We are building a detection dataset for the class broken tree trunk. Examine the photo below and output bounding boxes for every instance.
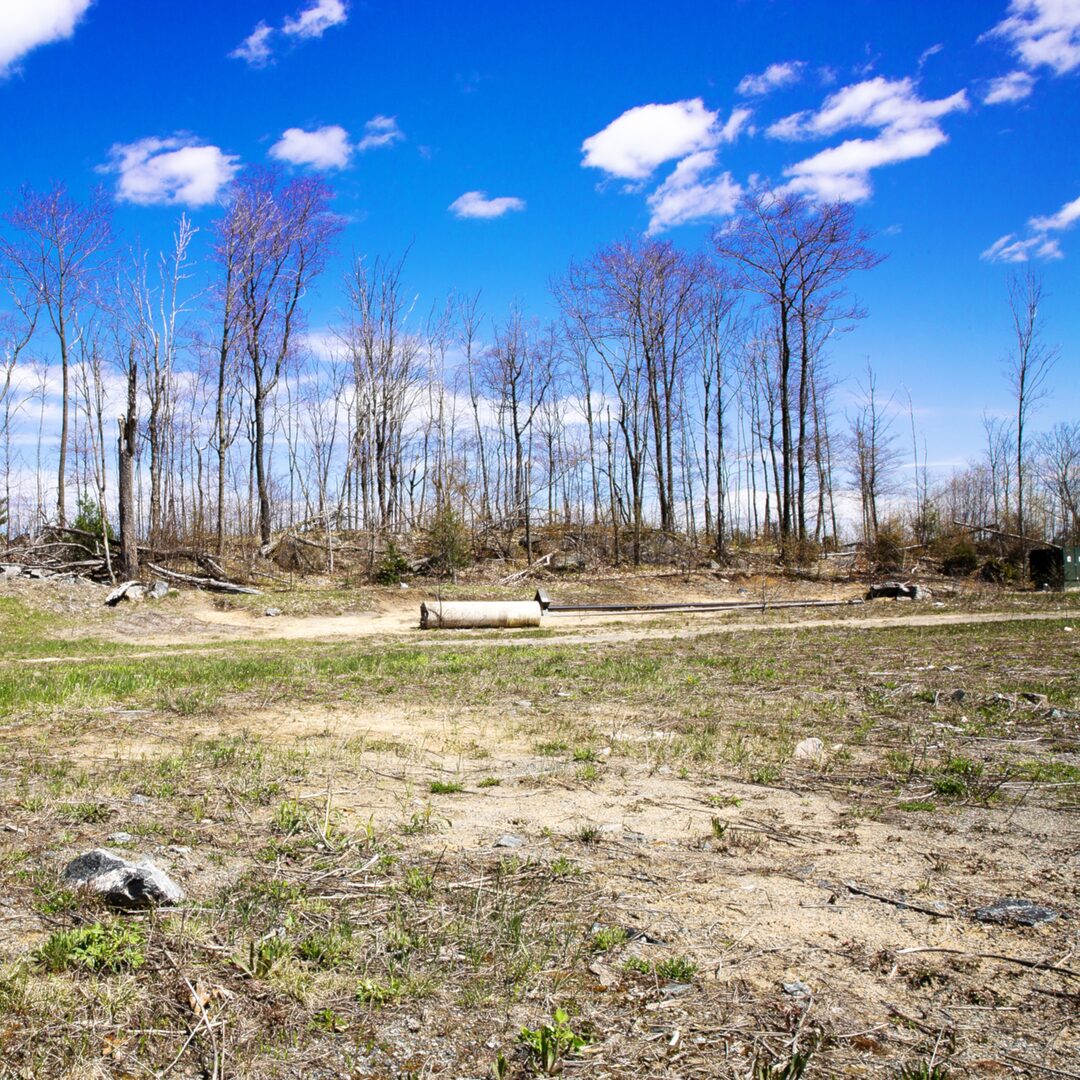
[147,563,261,595]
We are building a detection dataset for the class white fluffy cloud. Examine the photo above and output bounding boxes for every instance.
[581,99,727,181]
[983,191,1080,262]
[283,0,348,39]
[646,151,741,233]
[768,77,967,140]
[231,0,347,66]
[270,125,351,169]
[102,137,241,207]
[737,61,805,97]
[449,191,525,219]
[983,69,1037,103]
[582,99,749,230]
[267,117,403,170]
[357,115,404,151]
[985,0,1080,75]
[770,76,968,202]
[0,0,92,77]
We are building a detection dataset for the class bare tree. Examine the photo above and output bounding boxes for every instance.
[1038,422,1080,544]
[714,190,881,550]
[1006,269,1057,558]
[849,361,899,545]
[0,184,111,525]
[218,171,338,546]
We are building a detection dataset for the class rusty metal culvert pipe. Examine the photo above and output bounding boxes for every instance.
[420,600,542,629]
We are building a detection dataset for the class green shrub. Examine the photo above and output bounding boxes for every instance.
[72,495,116,549]
[34,923,146,973]
[426,504,471,580]
[374,541,410,585]
[941,543,978,577]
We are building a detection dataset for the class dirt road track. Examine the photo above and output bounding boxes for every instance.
[9,606,1075,665]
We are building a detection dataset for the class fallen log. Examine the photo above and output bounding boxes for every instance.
[498,551,553,586]
[147,563,261,595]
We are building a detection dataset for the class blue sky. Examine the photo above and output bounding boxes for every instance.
[1,0,1078,469]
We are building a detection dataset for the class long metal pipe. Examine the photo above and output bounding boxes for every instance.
[541,597,862,616]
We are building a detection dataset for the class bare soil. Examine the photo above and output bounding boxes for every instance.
[0,572,1077,1078]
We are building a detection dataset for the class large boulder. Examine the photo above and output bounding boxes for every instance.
[62,848,184,908]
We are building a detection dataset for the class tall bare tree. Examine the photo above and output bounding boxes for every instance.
[714,190,880,550]
[1006,269,1057,558]
[0,185,111,525]
[219,171,338,545]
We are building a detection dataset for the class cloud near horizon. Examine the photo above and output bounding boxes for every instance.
[0,0,92,77]
[449,191,525,219]
[102,136,241,207]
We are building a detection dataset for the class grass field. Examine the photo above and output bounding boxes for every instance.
[0,581,1077,1078]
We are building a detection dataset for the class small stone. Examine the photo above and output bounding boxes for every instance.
[406,1016,421,1032]
[794,737,826,763]
[935,689,966,706]
[130,794,151,806]
[148,580,169,600]
[783,980,812,999]
[264,607,282,618]
[399,582,409,590]
[494,834,524,849]
[973,898,1058,926]
[107,832,134,845]
[62,849,184,908]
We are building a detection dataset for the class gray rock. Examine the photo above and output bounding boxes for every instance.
[106,831,134,845]
[494,834,524,849]
[794,737,826,763]
[264,606,282,617]
[972,898,1058,926]
[147,580,169,600]
[0,563,21,578]
[62,848,184,908]
[935,688,966,706]
[105,580,144,606]
[550,551,585,572]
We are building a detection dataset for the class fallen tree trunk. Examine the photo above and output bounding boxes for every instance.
[147,563,261,595]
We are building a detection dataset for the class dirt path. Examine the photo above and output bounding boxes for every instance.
[8,606,1075,665]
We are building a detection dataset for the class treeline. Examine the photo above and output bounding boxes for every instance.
[0,172,1076,580]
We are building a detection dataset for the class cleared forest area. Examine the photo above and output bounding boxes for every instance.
[0,573,1077,1078]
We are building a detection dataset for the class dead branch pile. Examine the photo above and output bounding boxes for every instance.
[0,527,260,595]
